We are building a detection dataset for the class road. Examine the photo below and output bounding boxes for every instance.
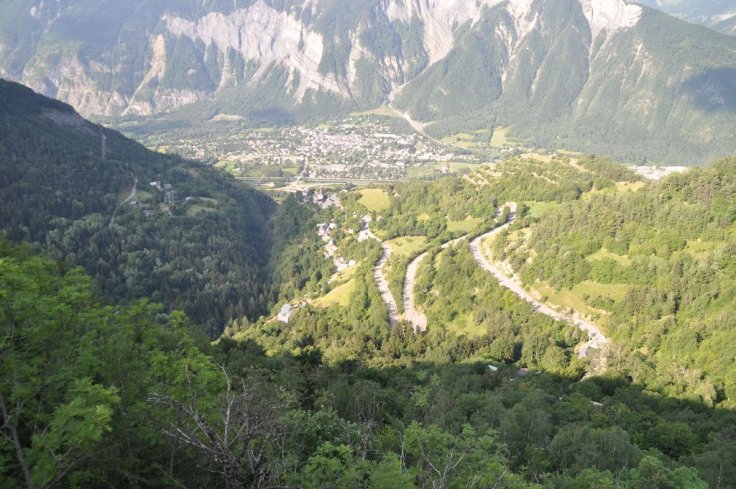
[403,252,428,332]
[110,176,138,226]
[402,235,470,333]
[469,203,609,361]
[362,219,401,328]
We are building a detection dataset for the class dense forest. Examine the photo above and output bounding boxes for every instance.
[1,242,733,488]
[0,79,276,334]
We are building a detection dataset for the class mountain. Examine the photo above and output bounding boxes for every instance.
[0,78,276,334]
[638,0,736,33]
[0,0,735,164]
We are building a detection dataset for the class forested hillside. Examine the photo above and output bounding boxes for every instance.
[240,155,639,367]
[0,79,276,334]
[2,241,731,488]
[498,157,736,407]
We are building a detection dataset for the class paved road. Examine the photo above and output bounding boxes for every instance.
[402,235,471,333]
[469,203,609,361]
[362,219,401,328]
[403,251,428,332]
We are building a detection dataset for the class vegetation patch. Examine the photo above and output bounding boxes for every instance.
[357,188,390,212]
[330,263,358,283]
[314,279,356,308]
[615,181,647,192]
[441,132,477,149]
[586,248,632,266]
[350,106,402,118]
[525,201,560,219]
[386,236,428,257]
[532,280,625,318]
[445,312,486,337]
[490,126,513,148]
[684,239,720,257]
[447,217,483,233]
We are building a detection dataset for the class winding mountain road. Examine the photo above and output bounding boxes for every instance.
[469,203,609,360]
[403,252,428,332]
[366,200,608,355]
[402,235,471,332]
[362,219,401,328]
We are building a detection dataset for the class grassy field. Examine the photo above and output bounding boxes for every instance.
[441,132,477,149]
[523,152,554,163]
[557,149,584,156]
[444,312,486,337]
[615,181,647,192]
[215,160,239,174]
[448,162,477,172]
[387,236,428,257]
[524,201,560,219]
[136,190,154,202]
[491,126,513,148]
[187,205,218,216]
[532,280,628,318]
[407,162,477,178]
[186,197,219,216]
[351,106,402,118]
[330,264,357,283]
[684,239,720,257]
[315,279,356,308]
[586,248,632,266]
[117,189,153,205]
[358,188,390,212]
[447,217,483,233]
[406,165,435,179]
[585,181,647,200]
[442,129,493,150]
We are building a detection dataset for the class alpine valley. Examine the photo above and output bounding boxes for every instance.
[2,1,736,488]
[1,0,736,163]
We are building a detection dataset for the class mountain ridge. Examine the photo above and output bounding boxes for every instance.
[0,0,735,163]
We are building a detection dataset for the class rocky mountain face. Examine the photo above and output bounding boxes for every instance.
[1,0,735,163]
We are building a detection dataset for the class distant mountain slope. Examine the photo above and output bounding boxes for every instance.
[638,0,736,33]
[0,0,735,164]
[395,4,736,165]
[0,79,276,334]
